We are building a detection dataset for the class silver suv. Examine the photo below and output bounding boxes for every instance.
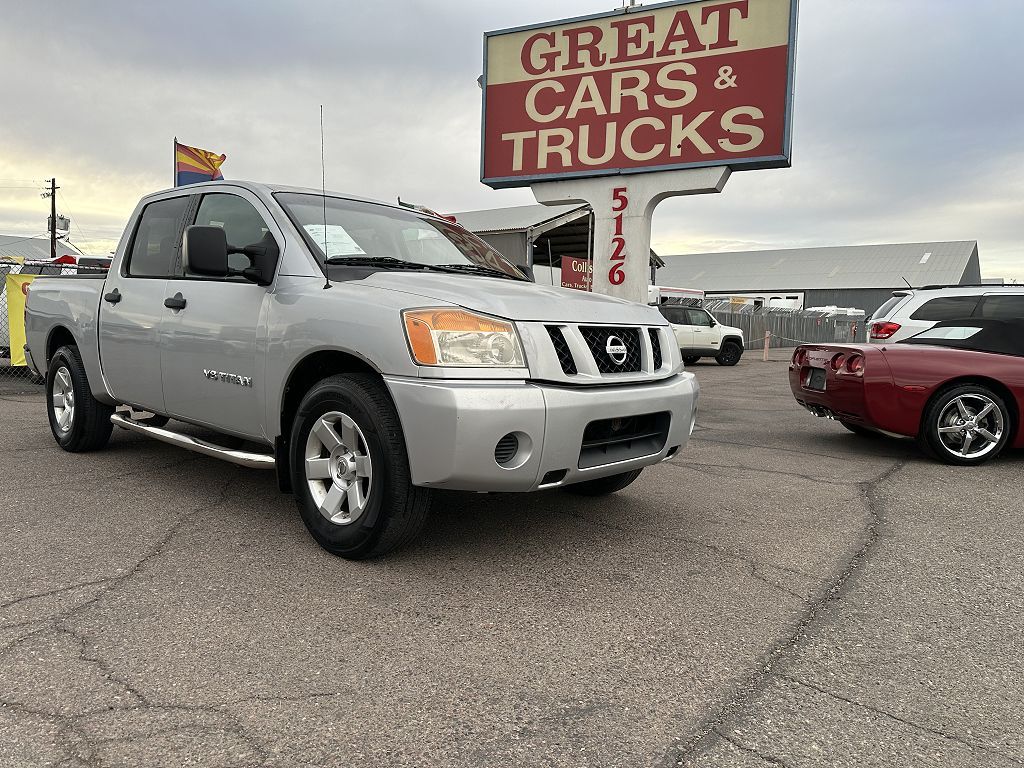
[868,285,1024,343]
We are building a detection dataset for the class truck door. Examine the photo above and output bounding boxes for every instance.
[159,191,276,441]
[98,195,190,412]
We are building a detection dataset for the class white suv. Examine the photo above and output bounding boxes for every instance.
[657,305,745,366]
[868,285,1024,343]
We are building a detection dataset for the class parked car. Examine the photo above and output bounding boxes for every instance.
[868,285,1024,343]
[24,181,699,558]
[790,318,1024,465]
[656,304,744,366]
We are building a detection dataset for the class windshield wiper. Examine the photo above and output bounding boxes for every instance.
[325,256,428,269]
[326,256,526,281]
[435,263,526,281]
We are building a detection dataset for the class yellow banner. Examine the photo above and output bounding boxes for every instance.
[5,274,35,366]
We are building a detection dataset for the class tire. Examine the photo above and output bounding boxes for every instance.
[918,384,1012,466]
[840,421,879,438]
[562,469,643,497]
[682,355,701,366]
[715,341,743,366]
[46,345,114,452]
[289,373,431,559]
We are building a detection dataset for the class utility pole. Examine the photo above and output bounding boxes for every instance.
[43,178,59,259]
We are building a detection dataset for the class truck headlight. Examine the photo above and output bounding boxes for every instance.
[403,308,525,367]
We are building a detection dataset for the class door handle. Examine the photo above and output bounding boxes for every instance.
[164,292,187,310]
[103,288,122,304]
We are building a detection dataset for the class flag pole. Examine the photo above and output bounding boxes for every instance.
[172,136,177,187]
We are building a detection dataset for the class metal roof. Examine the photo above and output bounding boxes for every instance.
[450,203,588,234]
[657,241,980,291]
[0,235,82,262]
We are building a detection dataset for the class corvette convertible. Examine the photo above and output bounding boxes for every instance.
[789,318,1024,465]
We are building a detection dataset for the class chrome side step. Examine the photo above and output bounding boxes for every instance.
[110,413,276,470]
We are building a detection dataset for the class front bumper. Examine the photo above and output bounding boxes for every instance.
[385,373,698,491]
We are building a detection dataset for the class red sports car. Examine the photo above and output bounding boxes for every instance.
[789,318,1024,465]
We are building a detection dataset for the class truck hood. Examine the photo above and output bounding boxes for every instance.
[361,273,665,324]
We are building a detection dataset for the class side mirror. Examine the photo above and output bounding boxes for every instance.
[237,230,280,287]
[183,226,229,277]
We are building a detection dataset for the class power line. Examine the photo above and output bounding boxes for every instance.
[57,189,92,245]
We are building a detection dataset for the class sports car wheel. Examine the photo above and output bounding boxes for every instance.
[919,385,1011,466]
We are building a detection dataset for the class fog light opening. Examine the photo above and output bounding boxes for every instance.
[494,432,532,469]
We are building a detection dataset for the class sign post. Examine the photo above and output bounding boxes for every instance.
[481,0,798,303]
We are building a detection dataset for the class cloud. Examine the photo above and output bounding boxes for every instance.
[1,0,1021,280]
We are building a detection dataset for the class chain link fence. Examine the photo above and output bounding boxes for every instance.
[702,299,867,349]
[1,259,107,392]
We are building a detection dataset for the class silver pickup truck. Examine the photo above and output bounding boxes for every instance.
[25,181,698,558]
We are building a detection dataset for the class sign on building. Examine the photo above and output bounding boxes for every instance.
[560,255,593,291]
[481,0,797,189]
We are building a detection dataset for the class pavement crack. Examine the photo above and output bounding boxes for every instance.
[711,728,793,767]
[561,509,816,589]
[668,459,855,486]
[0,577,117,613]
[691,435,909,462]
[660,459,906,768]
[780,674,1024,764]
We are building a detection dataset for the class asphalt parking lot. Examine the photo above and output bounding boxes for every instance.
[1,356,1021,768]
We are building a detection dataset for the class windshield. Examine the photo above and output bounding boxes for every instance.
[276,193,525,279]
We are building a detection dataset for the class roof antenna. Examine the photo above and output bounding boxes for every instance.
[901,276,913,289]
[320,104,332,290]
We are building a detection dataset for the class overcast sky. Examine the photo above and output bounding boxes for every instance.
[1,0,1021,280]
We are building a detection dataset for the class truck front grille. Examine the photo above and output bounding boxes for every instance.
[649,328,663,369]
[546,326,578,375]
[579,326,642,373]
[579,412,670,468]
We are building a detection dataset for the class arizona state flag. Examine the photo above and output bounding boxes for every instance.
[175,139,226,186]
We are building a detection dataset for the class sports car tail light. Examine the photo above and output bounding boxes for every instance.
[846,354,865,375]
[792,348,807,366]
[870,321,901,340]
[830,353,846,371]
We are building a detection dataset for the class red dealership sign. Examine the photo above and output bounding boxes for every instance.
[481,0,797,189]
[560,255,593,291]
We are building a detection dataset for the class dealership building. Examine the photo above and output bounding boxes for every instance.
[452,209,983,316]
[656,241,982,315]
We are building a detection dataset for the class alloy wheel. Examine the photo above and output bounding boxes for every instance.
[304,411,373,525]
[51,366,75,433]
[936,393,1004,460]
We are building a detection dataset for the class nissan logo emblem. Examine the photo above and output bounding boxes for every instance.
[605,335,628,365]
